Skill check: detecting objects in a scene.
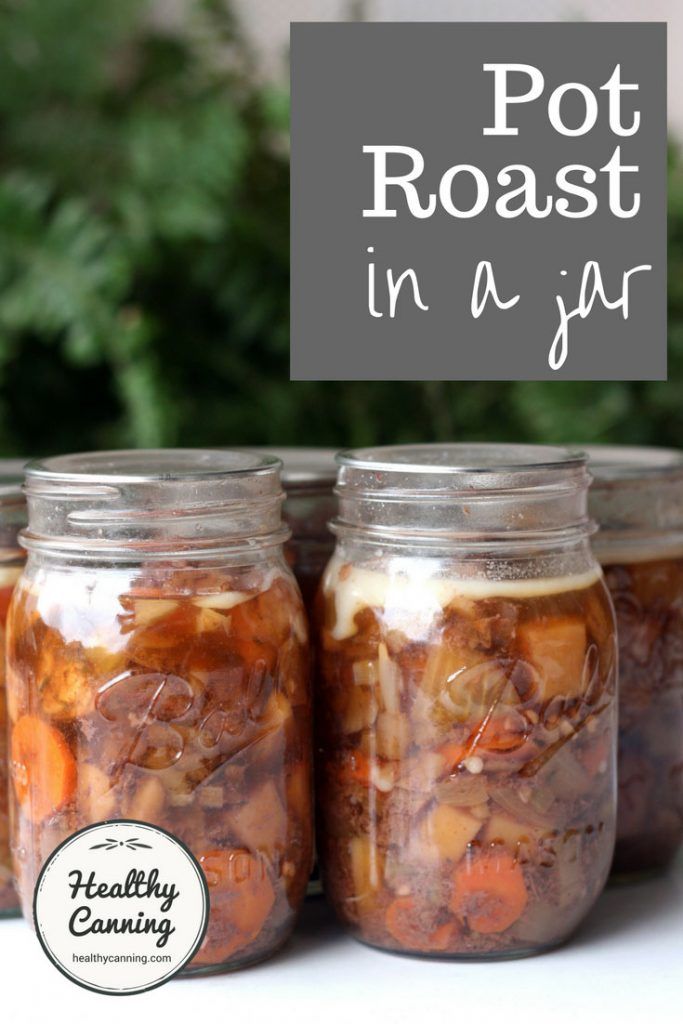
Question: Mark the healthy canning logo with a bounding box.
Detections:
[33,820,209,995]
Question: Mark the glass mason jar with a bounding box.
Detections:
[316,444,617,959]
[0,460,27,918]
[586,445,683,879]
[258,448,337,900]
[254,448,337,614]
[6,450,313,972]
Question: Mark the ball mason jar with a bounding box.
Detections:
[586,445,683,879]
[257,448,337,900]
[316,445,617,959]
[0,461,27,917]
[6,450,313,972]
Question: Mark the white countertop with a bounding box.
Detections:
[3,859,682,1024]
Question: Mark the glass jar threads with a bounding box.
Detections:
[316,445,617,959]
[586,446,683,879]
[6,450,312,971]
[254,448,337,614]
[0,460,27,917]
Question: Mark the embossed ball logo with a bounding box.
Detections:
[33,820,209,995]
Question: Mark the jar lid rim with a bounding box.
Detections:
[26,448,281,485]
[0,458,28,502]
[249,447,338,486]
[583,444,683,482]
[337,443,586,476]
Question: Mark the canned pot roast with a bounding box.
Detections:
[586,445,683,879]
[316,444,617,959]
[6,450,313,971]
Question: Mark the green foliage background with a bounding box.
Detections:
[0,0,680,457]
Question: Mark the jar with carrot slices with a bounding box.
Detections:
[586,446,683,880]
[316,445,617,959]
[6,450,312,971]
[0,461,27,917]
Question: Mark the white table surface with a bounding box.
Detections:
[3,858,682,1024]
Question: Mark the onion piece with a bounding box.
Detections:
[378,642,402,714]
[435,772,488,807]
[193,591,251,610]
[422,645,469,701]
[490,784,556,829]
[542,744,592,800]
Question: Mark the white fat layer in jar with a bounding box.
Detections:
[594,540,683,566]
[323,555,602,641]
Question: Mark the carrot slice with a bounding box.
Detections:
[438,742,468,772]
[192,849,275,966]
[338,750,372,785]
[467,712,529,754]
[450,850,528,934]
[336,750,395,792]
[11,715,76,822]
[385,896,458,952]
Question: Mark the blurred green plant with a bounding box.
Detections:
[0,0,680,456]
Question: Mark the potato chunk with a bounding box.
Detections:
[349,835,383,908]
[485,812,537,854]
[230,779,287,855]
[422,804,482,862]
[195,607,231,635]
[518,617,586,700]
[132,598,179,628]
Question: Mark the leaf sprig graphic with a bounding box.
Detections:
[89,837,152,852]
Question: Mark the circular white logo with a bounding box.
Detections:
[34,820,209,995]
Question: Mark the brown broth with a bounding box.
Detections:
[6,563,313,970]
[316,567,617,957]
[603,556,683,877]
